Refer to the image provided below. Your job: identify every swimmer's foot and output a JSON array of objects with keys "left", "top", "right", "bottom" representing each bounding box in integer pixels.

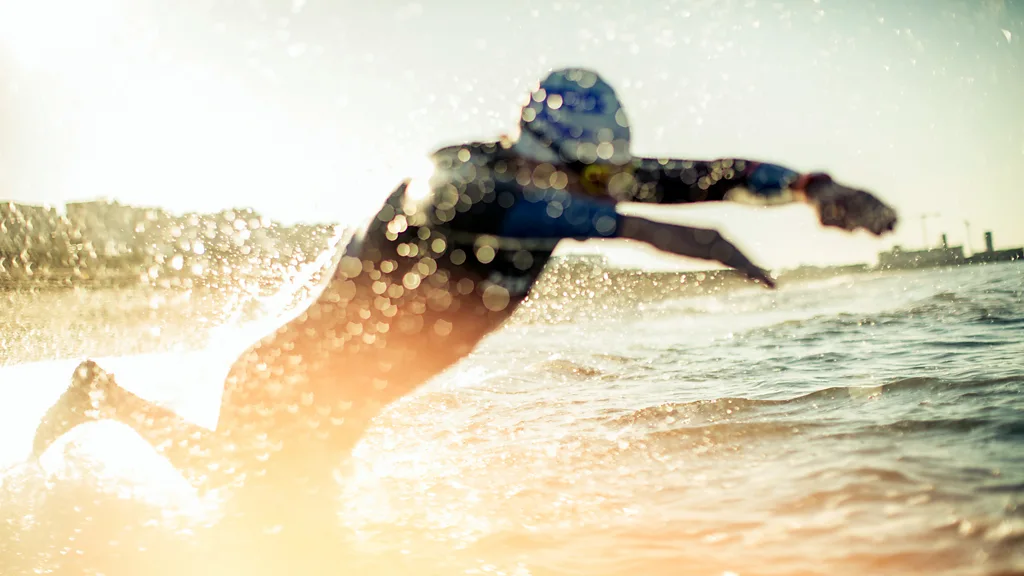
[{"left": 32, "top": 359, "right": 117, "bottom": 458}]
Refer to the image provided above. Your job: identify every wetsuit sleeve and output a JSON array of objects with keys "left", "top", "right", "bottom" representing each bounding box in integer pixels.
[{"left": 628, "top": 157, "right": 810, "bottom": 205}]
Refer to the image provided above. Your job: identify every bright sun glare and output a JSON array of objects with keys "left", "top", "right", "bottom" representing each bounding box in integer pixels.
[
  {"left": 0, "top": 0, "right": 116, "bottom": 72},
  {"left": 1, "top": 0, "right": 392, "bottom": 225}
]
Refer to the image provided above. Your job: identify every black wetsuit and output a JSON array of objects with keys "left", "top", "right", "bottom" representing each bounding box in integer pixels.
[{"left": 344, "top": 141, "right": 798, "bottom": 319}]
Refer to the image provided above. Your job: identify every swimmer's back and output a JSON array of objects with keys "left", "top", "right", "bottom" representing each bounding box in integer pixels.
[
  {"left": 352, "top": 141, "right": 555, "bottom": 312},
  {"left": 353, "top": 140, "right": 621, "bottom": 306}
]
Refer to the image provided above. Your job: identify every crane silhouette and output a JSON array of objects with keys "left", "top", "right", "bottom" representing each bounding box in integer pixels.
[{"left": 919, "top": 213, "right": 940, "bottom": 247}]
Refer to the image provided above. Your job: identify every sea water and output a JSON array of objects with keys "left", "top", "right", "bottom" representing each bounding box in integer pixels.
[{"left": 1, "top": 262, "right": 1021, "bottom": 575}]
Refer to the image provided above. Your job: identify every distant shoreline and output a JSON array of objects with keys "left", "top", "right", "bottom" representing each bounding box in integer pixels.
[
  {"left": 4, "top": 200, "right": 1020, "bottom": 295},
  {"left": 4, "top": 253, "right": 1021, "bottom": 294}
]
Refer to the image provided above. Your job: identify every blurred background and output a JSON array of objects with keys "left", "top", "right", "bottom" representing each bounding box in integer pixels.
[{"left": 2, "top": 0, "right": 1021, "bottom": 271}]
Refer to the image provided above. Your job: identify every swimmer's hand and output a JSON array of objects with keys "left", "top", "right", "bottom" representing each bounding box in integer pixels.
[
  {"left": 618, "top": 215, "right": 776, "bottom": 289},
  {"left": 800, "top": 174, "right": 898, "bottom": 236}
]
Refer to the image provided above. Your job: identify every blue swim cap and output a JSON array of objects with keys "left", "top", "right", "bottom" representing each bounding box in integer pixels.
[{"left": 516, "top": 68, "right": 632, "bottom": 166}]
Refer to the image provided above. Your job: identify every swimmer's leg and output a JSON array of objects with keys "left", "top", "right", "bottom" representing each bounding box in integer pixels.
[
  {"left": 31, "top": 353, "right": 367, "bottom": 493},
  {"left": 32, "top": 359, "right": 229, "bottom": 487},
  {"left": 32, "top": 360, "right": 350, "bottom": 563}
]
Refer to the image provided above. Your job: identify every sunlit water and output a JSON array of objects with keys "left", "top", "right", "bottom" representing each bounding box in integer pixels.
[{"left": 1, "top": 263, "right": 1022, "bottom": 575}]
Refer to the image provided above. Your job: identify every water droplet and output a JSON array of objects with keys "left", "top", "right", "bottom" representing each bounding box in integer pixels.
[{"left": 482, "top": 284, "right": 510, "bottom": 311}]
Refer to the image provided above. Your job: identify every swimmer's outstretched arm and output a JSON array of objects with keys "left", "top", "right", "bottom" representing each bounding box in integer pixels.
[
  {"left": 615, "top": 215, "right": 775, "bottom": 288},
  {"left": 628, "top": 158, "right": 898, "bottom": 236}
]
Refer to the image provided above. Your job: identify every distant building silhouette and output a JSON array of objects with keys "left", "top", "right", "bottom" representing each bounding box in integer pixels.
[
  {"left": 877, "top": 230, "right": 1021, "bottom": 271},
  {"left": 1, "top": 200, "right": 338, "bottom": 289}
]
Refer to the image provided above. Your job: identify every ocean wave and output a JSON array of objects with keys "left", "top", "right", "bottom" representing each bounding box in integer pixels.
[
  {"left": 801, "top": 376, "right": 947, "bottom": 398},
  {"left": 643, "top": 420, "right": 825, "bottom": 446},
  {"left": 607, "top": 376, "right": 1023, "bottom": 454},
  {"left": 610, "top": 376, "right": 993, "bottom": 429},
  {"left": 774, "top": 472, "right": 925, "bottom": 513},
  {"left": 802, "top": 465, "right": 921, "bottom": 485},
  {"left": 532, "top": 358, "right": 605, "bottom": 378},
  {"left": 994, "top": 420, "right": 1024, "bottom": 438},
  {"left": 624, "top": 412, "right": 1013, "bottom": 450},
  {"left": 736, "top": 288, "right": 1024, "bottom": 345},
  {"left": 857, "top": 417, "right": 998, "bottom": 435},
  {"left": 932, "top": 516, "right": 1024, "bottom": 551},
  {"left": 977, "top": 482, "right": 1024, "bottom": 494},
  {"left": 976, "top": 314, "right": 1024, "bottom": 326},
  {"left": 612, "top": 397, "right": 786, "bottom": 427},
  {"left": 926, "top": 291, "right": 966, "bottom": 303}
]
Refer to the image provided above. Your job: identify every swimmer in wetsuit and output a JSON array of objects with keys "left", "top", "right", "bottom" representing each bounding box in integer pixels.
[{"left": 31, "top": 68, "right": 897, "bottom": 564}]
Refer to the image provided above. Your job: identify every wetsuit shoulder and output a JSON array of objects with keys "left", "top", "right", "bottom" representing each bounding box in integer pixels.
[
  {"left": 359, "top": 140, "right": 620, "bottom": 299},
  {"left": 350, "top": 142, "right": 547, "bottom": 298},
  {"left": 424, "top": 142, "right": 619, "bottom": 241},
  {"left": 407, "top": 141, "right": 518, "bottom": 236},
  {"left": 431, "top": 141, "right": 508, "bottom": 164}
]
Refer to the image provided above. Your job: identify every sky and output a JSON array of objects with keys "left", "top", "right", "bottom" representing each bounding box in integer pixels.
[{"left": 0, "top": 0, "right": 1022, "bottom": 271}]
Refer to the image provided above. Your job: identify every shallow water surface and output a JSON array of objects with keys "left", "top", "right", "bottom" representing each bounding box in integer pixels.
[{"left": 1, "top": 263, "right": 1022, "bottom": 575}]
